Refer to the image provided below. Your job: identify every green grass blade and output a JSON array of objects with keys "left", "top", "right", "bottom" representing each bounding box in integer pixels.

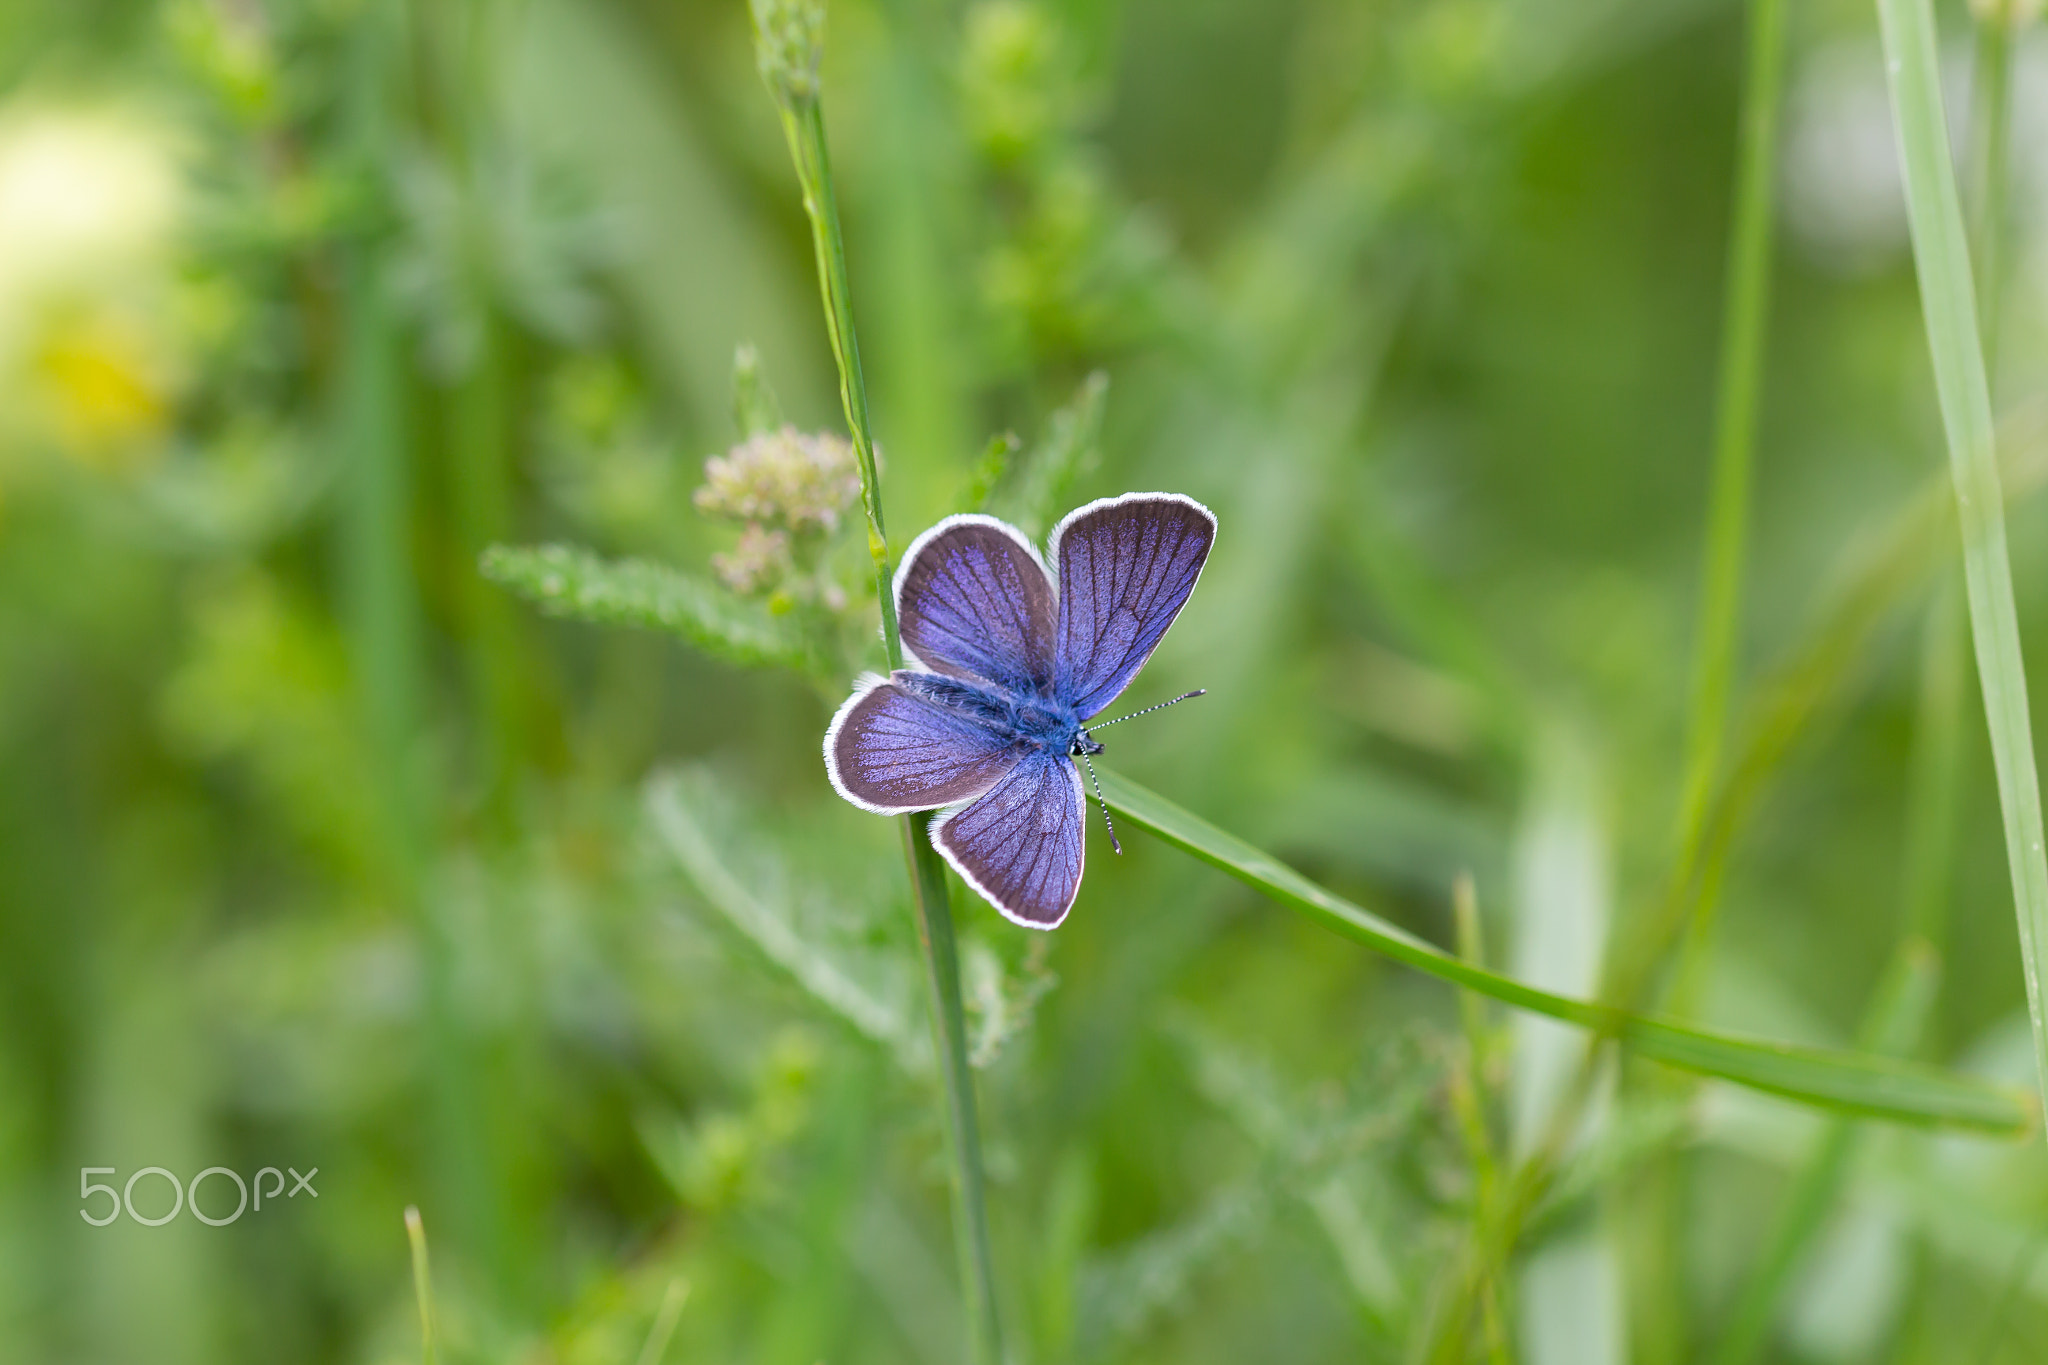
[
  {"left": 1902, "top": 581, "right": 1971, "bottom": 945},
  {"left": 1708, "top": 577, "right": 1971, "bottom": 1365},
  {"left": 404, "top": 1206, "right": 437, "bottom": 1365},
  {"left": 1965, "top": 3, "right": 2017, "bottom": 360},
  {"left": 901, "top": 824, "right": 1001, "bottom": 1352},
  {"left": 1581, "top": 2, "right": 1785, "bottom": 1324},
  {"left": 1877, "top": 0, "right": 2048, "bottom": 1120},
  {"left": 750, "top": 4, "right": 1001, "bottom": 1360},
  {"left": 1607, "top": 405, "right": 2048, "bottom": 1010},
  {"left": 1448, "top": 875, "right": 1511, "bottom": 1365},
  {"left": 1097, "top": 769, "right": 2028, "bottom": 1132},
  {"left": 481, "top": 544, "right": 809, "bottom": 672},
  {"left": 1673, "top": 0, "right": 1786, "bottom": 884}
]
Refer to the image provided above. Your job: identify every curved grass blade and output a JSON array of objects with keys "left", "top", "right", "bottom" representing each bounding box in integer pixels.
[
  {"left": 1096, "top": 769, "right": 2030, "bottom": 1134},
  {"left": 1877, "top": 0, "right": 2048, "bottom": 1121}
]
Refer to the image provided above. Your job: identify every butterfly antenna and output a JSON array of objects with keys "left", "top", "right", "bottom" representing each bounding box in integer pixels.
[
  {"left": 1086, "top": 690, "right": 1207, "bottom": 730},
  {"left": 1077, "top": 750, "right": 1122, "bottom": 855}
]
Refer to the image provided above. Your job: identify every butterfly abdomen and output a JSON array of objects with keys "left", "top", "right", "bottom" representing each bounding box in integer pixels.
[{"left": 895, "top": 669, "right": 1083, "bottom": 757}]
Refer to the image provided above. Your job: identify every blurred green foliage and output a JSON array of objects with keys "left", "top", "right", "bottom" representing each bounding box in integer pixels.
[{"left": 7, "top": 0, "right": 2048, "bottom": 1362}]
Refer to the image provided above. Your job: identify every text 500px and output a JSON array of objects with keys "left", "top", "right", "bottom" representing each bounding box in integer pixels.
[{"left": 79, "top": 1166, "right": 317, "bottom": 1226}]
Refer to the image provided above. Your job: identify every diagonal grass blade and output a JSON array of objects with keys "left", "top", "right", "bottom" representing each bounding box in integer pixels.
[{"left": 1098, "top": 768, "right": 2030, "bottom": 1134}]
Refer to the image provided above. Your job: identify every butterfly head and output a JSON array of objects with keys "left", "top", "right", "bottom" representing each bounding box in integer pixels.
[{"left": 1070, "top": 731, "right": 1105, "bottom": 757}]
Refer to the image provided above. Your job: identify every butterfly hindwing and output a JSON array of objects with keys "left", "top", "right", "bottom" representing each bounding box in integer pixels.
[
  {"left": 933, "top": 748, "right": 1087, "bottom": 928},
  {"left": 1051, "top": 493, "right": 1216, "bottom": 720},
  {"left": 895, "top": 515, "right": 1058, "bottom": 695},
  {"left": 825, "top": 676, "right": 1025, "bottom": 814}
]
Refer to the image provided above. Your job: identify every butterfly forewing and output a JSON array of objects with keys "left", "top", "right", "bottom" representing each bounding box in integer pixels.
[
  {"left": 933, "top": 749, "right": 1088, "bottom": 927},
  {"left": 895, "top": 516, "right": 1058, "bottom": 695},
  {"left": 825, "top": 678, "right": 1025, "bottom": 814},
  {"left": 1052, "top": 494, "right": 1216, "bottom": 720}
]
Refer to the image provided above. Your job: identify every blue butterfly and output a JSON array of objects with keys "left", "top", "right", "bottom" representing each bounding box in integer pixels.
[{"left": 825, "top": 492, "right": 1216, "bottom": 928}]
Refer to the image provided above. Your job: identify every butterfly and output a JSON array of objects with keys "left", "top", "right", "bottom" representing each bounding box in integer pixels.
[{"left": 824, "top": 492, "right": 1216, "bottom": 929}]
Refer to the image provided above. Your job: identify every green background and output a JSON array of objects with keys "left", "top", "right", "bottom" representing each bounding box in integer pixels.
[{"left": 3, "top": 0, "right": 2048, "bottom": 1360}]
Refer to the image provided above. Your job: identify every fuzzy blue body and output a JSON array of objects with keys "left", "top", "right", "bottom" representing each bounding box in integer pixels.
[{"left": 896, "top": 672, "right": 1100, "bottom": 758}]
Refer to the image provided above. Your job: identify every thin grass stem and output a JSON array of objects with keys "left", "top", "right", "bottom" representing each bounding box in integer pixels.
[
  {"left": 904, "top": 827, "right": 1002, "bottom": 1357},
  {"left": 1706, "top": 586, "right": 1967, "bottom": 1365},
  {"left": 1452, "top": 873, "right": 1497, "bottom": 1148},
  {"left": 337, "top": 0, "right": 424, "bottom": 878},
  {"left": 1904, "top": 580, "right": 1971, "bottom": 945},
  {"left": 1647, "top": 2, "right": 1791, "bottom": 1339},
  {"left": 450, "top": 315, "right": 524, "bottom": 815},
  {"left": 1448, "top": 875, "right": 1510, "bottom": 1365},
  {"left": 1672, "top": 0, "right": 1788, "bottom": 970},
  {"left": 1877, "top": 0, "right": 2048, "bottom": 1123},
  {"left": 404, "top": 1206, "right": 437, "bottom": 1365},
  {"left": 340, "top": 0, "right": 500, "bottom": 1314},
  {"left": 1706, "top": 8, "right": 2010, "bottom": 1340},
  {"left": 633, "top": 1278, "right": 691, "bottom": 1365},
  {"left": 1966, "top": 0, "right": 2016, "bottom": 367},
  {"left": 782, "top": 92, "right": 900, "bottom": 659},
  {"left": 1444, "top": 401, "right": 2048, "bottom": 1343},
  {"left": 1706, "top": 941, "right": 1939, "bottom": 1365},
  {"left": 1453, "top": 1, "right": 1790, "bottom": 1328},
  {"left": 750, "top": 6, "right": 1001, "bottom": 1361},
  {"left": 427, "top": 0, "right": 527, "bottom": 818},
  {"left": 1100, "top": 750, "right": 2018, "bottom": 1354}
]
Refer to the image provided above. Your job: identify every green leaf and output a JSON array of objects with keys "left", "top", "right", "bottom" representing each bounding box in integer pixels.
[
  {"left": 1097, "top": 768, "right": 2032, "bottom": 1134},
  {"left": 1878, "top": 0, "right": 2048, "bottom": 1122},
  {"left": 482, "top": 543, "right": 808, "bottom": 671},
  {"left": 645, "top": 768, "right": 928, "bottom": 1071}
]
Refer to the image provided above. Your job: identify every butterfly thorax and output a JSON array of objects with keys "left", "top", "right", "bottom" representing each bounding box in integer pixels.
[{"left": 895, "top": 671, "right": 1092, "bottom": 758}]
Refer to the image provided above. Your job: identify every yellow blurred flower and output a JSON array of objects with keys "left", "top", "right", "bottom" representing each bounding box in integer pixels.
[
  {"left": 32, "top": 311, "right": 174, "bottom": 467},
  {"left": 0, "top": 103, "right": 188, "bottom": 474}
]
